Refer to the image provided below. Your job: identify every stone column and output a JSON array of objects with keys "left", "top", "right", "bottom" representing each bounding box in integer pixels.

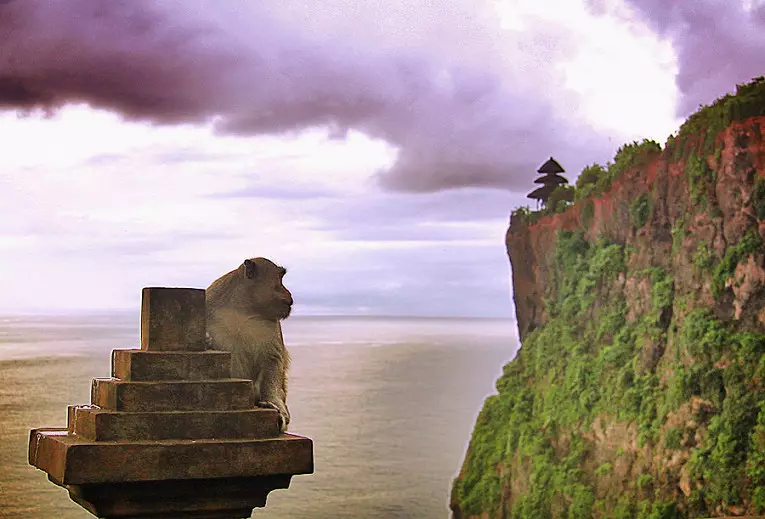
[{"left": 29, "top": 287, "right": 313, "bottom": 518}]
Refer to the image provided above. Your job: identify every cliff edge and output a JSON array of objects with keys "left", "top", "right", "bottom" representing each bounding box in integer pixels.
[{"left": 451, "top": 78, "right": 765, "bottom": 518}]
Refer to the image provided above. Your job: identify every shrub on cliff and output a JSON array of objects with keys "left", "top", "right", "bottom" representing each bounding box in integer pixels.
[
  {"left": 748, "top": 401, "right": 765, "bottom": 513},
  {"left": 547, "top": 185, "right": 575, "bottom": 214},
  {"left": 711, "top": 229, "right": 763, "bottom": 298},
  {"left": 609, "top": 139, "right": 662, "bottom": 181},
  {"left": 454, "top": 229, "right": 765, "bottom": 518},
  {"left": 753, "top": 176, "right": 765, "bottom": 220},
  {"left": 671, "top": 76, "right": 765, "bottom": 159},
  {"left": 459, "top": 75, "right": 765, "bottom": 519},
  {"left": 575, "top": 163, "right": 609, "bottom": 201},
  {"left": 630, "top": 194, "right": 652, "bottom": 229},
  {"left": 572, "top": 142, "right": 660, "bottom": 203}
]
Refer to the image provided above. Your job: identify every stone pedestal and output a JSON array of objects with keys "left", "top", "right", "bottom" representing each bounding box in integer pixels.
[{"left": 29, "top": 288, "right": 313, "bottom": 518}]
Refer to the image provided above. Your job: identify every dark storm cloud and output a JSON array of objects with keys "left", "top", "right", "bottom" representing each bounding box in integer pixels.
[
  {"left": 0, "top": 0, "right": 611, "bottom": 192},
  {"left": 624, "top": 0, "right": 765, "bottom": 115}
]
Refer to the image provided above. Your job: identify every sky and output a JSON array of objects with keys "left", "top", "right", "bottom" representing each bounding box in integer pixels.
[{"left": 0, "top": 0, "right": 762, "bottom": 317}]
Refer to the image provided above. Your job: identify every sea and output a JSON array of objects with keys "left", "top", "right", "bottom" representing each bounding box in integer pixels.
[{"left": 0, "top": 314, "right": 518, "bottom": 519}]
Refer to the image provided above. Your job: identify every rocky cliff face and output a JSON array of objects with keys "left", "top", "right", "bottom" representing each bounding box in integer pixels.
[{"left": 452, "top": 79, "right": 765, "bottom": 519}]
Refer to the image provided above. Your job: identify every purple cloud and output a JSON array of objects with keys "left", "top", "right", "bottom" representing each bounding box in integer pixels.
[
  {"left": 624, "top": 0, "right": 765, "bottom": 115},
  {"left": 0, "top": 0, "right": 611, "bottom": 191}
]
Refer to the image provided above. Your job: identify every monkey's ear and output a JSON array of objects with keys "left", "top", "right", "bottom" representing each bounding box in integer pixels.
[{"left": 243, "top": 259, "right": 257, "bottom": 279}]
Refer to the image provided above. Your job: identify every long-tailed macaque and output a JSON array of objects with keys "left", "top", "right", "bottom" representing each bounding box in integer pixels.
[{"left": 206, "top": 257, "right": 292, "bottom": 431}]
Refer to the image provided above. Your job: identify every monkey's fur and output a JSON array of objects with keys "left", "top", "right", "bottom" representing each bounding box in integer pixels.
[{"left": 206, "top": 257, "right": 293, "bottom": 431}]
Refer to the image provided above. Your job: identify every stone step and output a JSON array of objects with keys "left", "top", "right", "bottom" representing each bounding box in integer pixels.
[
  {"left": 111, "top": 349, "right": 232, "bottom": 381},
  {"left": 29, "top": 428, "right": 314, "bottom": 486},
  {"left": 91, "top": 378, "right": 254, "bottom": 412},
  {"left": 68, "top": 406, "right": 280, "bottom": 441}
]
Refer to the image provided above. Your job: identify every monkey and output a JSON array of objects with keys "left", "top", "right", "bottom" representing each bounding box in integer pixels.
[{"left": 205, "top": 257, "right": 293, "bottom": 431}]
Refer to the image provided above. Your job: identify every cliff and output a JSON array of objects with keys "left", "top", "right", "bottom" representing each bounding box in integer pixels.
[{"left": 451, "top": 78, "right": 765, "bottom": 518}]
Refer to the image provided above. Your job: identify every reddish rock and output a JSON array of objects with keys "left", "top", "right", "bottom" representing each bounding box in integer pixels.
[
  {"left": 508, "top": 117, "right": 765, "bottom": 340},
  {"left": 457, "top": 115, "right": 765, "bottom": 518}
]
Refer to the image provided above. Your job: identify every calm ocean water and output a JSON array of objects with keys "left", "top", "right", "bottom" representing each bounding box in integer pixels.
[{"left": 0, "top": 314, "right": 517, "bottom": 518}]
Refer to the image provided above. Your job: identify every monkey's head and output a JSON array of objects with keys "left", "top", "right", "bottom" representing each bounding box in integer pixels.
[{"left": 240, "top": 257, "right": 293, "bottom": 320}]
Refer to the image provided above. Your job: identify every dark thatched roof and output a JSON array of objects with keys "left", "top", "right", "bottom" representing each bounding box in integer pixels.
[
  {"left": 527, "top": 184, "right": 558, "bottom": 201},
  {"left": 534, "top": 173, "right": 568, "bottom": 185},
  {"left": 537, "top": 157, "right": 565, "bottom": 174}
]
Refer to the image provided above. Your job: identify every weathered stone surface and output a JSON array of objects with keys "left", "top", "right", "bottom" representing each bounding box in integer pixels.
[
  {"left": 112, "top": 349, "right": 231, "bottom": 381},
  {"left": 29, "top": 428, "right": 314, "bottom": 485},
  {"left": 66, "top": 476, "right": 292, "bottom": 518},
  {"left": 66, "top": 405, "right": 78, "bottom": 434},
  {"left": 91, "top": 378, "right": 254, "bottom": 412},
  {"left": 140, "top": 288, "right": 206, "bottom": 351},
  {"left": 31, "top": 284, "right": 313, "bottom": 518},
  {"left": 69, "top": 406, "right": 280, "bottom": 441}
]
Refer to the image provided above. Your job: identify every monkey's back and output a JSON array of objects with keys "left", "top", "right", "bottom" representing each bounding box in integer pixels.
[{"left": 206, "top": 308, "right": 289, "bottom": 393}]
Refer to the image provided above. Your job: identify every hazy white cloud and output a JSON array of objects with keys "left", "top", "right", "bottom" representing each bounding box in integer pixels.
[
  {"left": 621, "top": 0, "right": 765, "bottom": 115},
  {"left": 0, "top": 110, "right": 519, "bottom": 315}
]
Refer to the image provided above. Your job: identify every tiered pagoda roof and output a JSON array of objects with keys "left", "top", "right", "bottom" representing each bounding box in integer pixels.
[{"left": 527, "top": 157, "right": 568, "bottom": 206}]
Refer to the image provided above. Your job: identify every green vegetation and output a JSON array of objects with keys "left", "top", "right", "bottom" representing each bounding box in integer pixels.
[
  {"left": 636, "top": 474, "right": 654, "bottom": 490},
  {"left": 511, "top": 206, "right": 532, "bottom": 218},
  {"left": 684, "top": 322, "right": 765, "bottom": 511},
  {"left": 671, "top": 219, "right": 686, "bottom": 256},
  {"left": 512, "top": 141, "right": 661, "bottom": 224},
  {"left": 638, "top": 502, "right": 682, "bottom": 519},
  {"left": 453, "top": 230, "right": 765, "bottom": 518},
  {"left": 685, "top": 154, "right": 715, "bottom": 206},
  {"left": 547, "top": 185, "right": 575, "bottom": 214},
  {"left": 711, "top": 230, "right": 763, "bottom": 297},
  {"left": 580, "top": 199, "right": 595, "bottom": 228},
  {"left": 664, "top": 427, "right": 684, "bottom": 450},
  {"left": 575, "top": 163, "right": 609, "bottom": 202},
  {"left": 491, "top": 79, "right": 765, "bottom": 515},
  {"left": 630, "top": 193, "right": 652, "bottom": 229},
  {"left": 610, "top": 139, "right": 662, "bottom": 181},
  {"left": 510, "top": 185, "right": 574, "bottom": 224},
  {"left": 670, "top": 76, "right": 765, "bottom": 160},
  {"left": 753, "top": 175, "right": 765, "bottom": 220},
  {"left": 595, "top": 462, "right": 613, "bottom": 476},
  {"left": 512, "top": 141, "right": 661, "bottom": 223},
  {"left": 512, "top": 77, "right": 765, "bottom": 224},
  {"left": 748, "top": 402, "right": 765, "bottom": 512},
  {"left": 649, "top": 268, "right": 674, "bottom": 324},
  {"left": 692, "top": 241, "right": 715, "bottom": 272}
]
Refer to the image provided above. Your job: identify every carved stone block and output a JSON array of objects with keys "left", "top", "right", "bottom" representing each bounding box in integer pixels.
[{"left": 140, "top": 288, "right": 206, "bottom": 351}]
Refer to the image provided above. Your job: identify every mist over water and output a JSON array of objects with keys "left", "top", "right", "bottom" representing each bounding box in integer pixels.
[{"left": 0, "top": 314, "right": 516, "bottom": 518}]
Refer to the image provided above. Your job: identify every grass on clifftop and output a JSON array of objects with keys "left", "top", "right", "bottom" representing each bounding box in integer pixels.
[
  {"left": 670, "top": 75, "right": 765, "bottom": 160},
  {"left": 453, "top": 231, "right": 765, "bottom": 518},
  {"left": 512, "top": 76, "right": 765, "bottom": 222}
]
